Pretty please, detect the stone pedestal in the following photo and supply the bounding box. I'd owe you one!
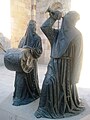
[0,94,39,120]
[0,94,90,120]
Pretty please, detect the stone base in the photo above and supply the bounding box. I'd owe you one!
[0,94,90,120]
[0,94,39,120]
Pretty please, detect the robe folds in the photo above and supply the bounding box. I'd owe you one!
[35,11,84,118]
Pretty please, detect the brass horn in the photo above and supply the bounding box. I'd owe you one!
[45,7,54,14]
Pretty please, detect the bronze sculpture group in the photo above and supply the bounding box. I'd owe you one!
[13,20,42,106]
[4,7,84,119]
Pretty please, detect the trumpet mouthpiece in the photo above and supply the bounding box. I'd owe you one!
[45,7,53,13]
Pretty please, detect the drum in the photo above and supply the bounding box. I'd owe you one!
[4,48,35,73]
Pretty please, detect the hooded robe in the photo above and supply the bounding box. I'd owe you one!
[13,20,42,106]
[35,11,84,118]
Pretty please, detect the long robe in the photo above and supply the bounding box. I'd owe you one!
[35,12,84,118]
[13,33,42,106]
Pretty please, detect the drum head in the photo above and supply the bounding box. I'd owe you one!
[4,48,35,73]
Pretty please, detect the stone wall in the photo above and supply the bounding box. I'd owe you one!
[10,0,32,48]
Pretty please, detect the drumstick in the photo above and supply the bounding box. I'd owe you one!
[0,43,6,52]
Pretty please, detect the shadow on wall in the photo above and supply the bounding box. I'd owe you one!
[0,33,11,66]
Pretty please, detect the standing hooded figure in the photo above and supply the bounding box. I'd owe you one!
[13,20,42,106]
[35,11,84,118]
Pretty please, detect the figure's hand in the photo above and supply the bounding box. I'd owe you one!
[49,10,62,20]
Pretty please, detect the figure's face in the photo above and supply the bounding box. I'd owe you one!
[29,22,36,34]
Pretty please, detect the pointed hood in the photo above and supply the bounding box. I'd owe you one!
[52,11,81,58]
